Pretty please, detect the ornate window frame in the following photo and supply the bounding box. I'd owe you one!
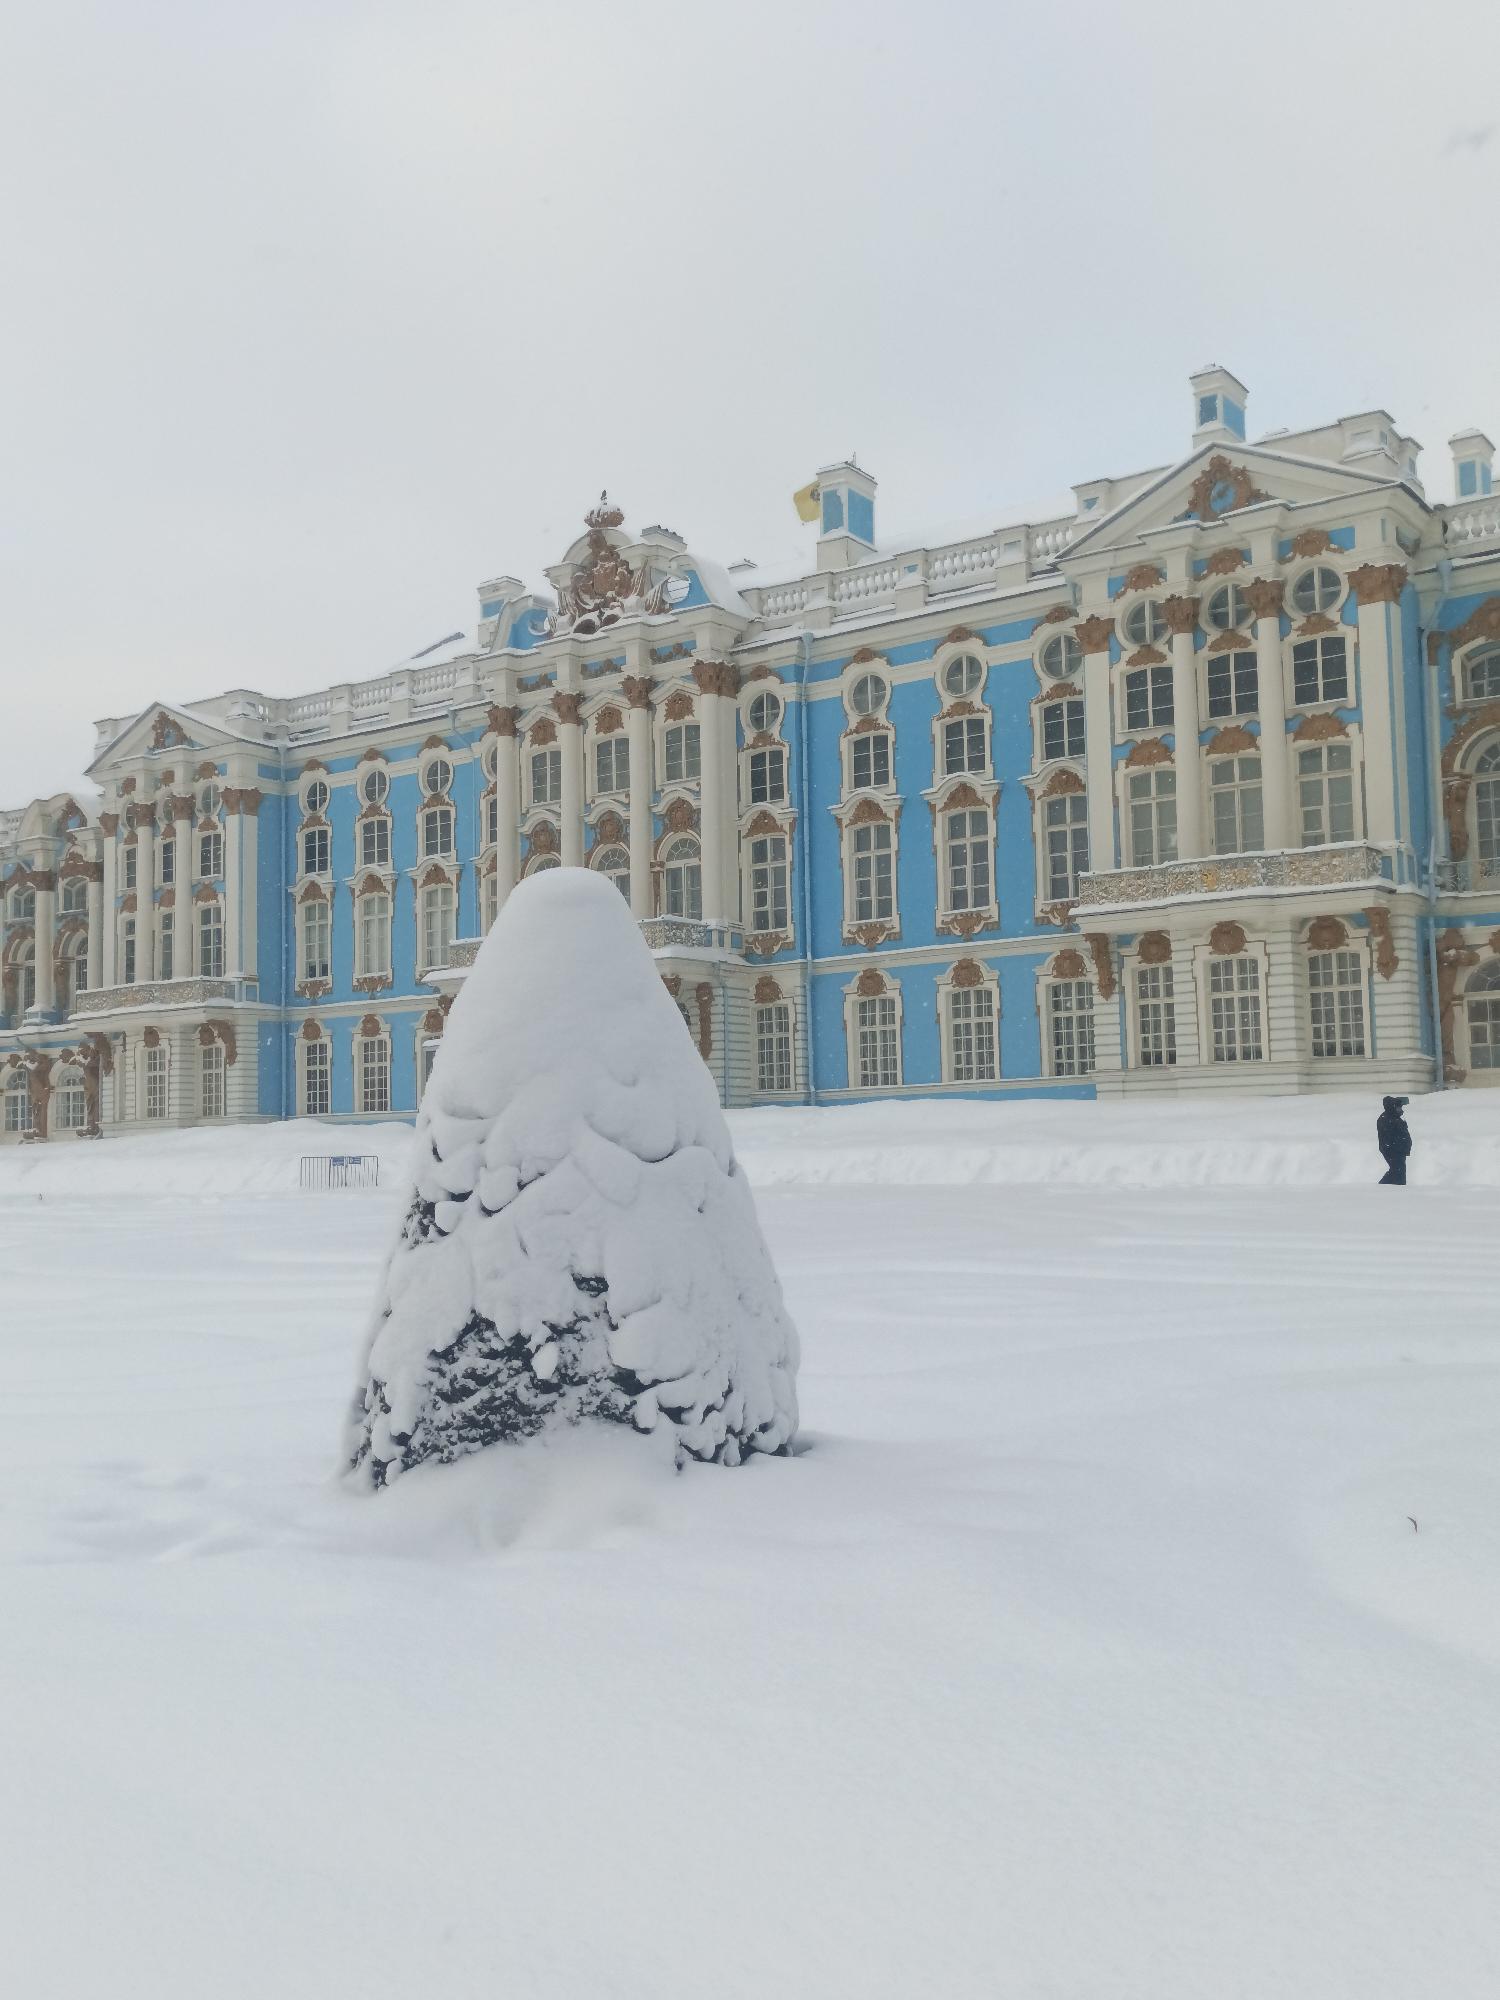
[415,865,457,976]
[656,684,701,788]
[740,808,795,956]
[1032,681,1087,773]
[1117,741,1178,871]
[1192,926,1271,1065]
[1455,639,1500,709]
[587,698,630,804]
[1205,730,1265,857]
[1121,931,1182,1070]
[1028,766,1089,916]
[1458,949,1500,1080]
[752,975,796,1096]
[1292,717,1364,848]
[936,957,1000,1085]
[352,872,394,990]
[295,879,333,996]
[839,657,897,801]
[298,1020,332,1118]
[833,793,901,947]
[1301,916,1372,1062]
[843,967,904,1091]
[1036,944,1101,1080]
[195,891,225,980]
[926,780,999,938]
[355,1015,392,1116]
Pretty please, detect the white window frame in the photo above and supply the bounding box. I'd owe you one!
[299,895,331,984]
[419,880,455,973]
[197,901,224,980]
[937,970,1000,1085]
[359,814,391,870]
[1036,783,1089,908]
[1122,763,1178,869]
[358,1032,391,1116]
[356,890,392,981]
[1461,956,1500,1075]
[593,734,630,798]
[302,1035,331,1117]
[747,830,790,936]
[846,726,894,795]
[143,1043,169,1120]
[1195,943,1269,1065]
[661,836,702,920]
[1307,943,1370,1060]
[1129,958,1178,1069]
[199,1039,227,1119]
[1209,753,1265,857]
[1296,736,1360,847]
[1035,692,1086,767]
[754,998,795,1095]
[937,799,996,921]
[843,979,903,1090]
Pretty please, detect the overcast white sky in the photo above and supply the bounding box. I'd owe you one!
[3,0,1498,805]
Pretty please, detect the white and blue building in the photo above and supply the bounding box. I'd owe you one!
[5,366,1500,1140]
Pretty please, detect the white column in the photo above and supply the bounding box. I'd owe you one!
[1164,596,1204,859]
[695,666,725,922]
[135,810,156,982]
[493,711,521,908]
[1349,563,1408,849]
[85,870,103,995]
[1077,621,1117,874]
[223,805,243,976]
[32,876,56,1014]
[100,816,119,987]
[719,674,740,923]
[1249,579,1291,852]
[555,693,585,867]
[623,677,655,918]
[174,801,195,974]
[239,794,260,980]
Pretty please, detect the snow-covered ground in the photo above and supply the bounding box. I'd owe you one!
[4,1099,1498,1997]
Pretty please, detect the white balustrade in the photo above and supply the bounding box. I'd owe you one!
[1030,521,1076,564]
[832,564,900,608]
[1445,498,1500,546]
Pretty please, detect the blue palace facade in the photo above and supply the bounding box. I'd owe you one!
[5,364,1500,1141]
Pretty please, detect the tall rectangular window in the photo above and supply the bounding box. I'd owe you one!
[304,1039,331,1117]
[421,806,454,859]
[664,724,700,784]
[1298,742,1356,846]
[748,747,787,804]
[159,838,175,885]
[1041,698,1085,763]
[594,737,630,794]
[944,809,991,913]
[1308,949,1367,1058]
[942,717,986,776]
[851,732,891,791]
[1127,768,1177,868]
[122,918,136,985]
[301,899,331,983]
[160,912,175,982]
[123,845,137,890]
[1206,651,1258,718]
[357,894,391,980]
[947,984,998,1083]
[144,1045,168,1119]
[360,815,390,868]
[1135,963,1176,1067]
[749,835,789,934]
[755,1002,793,1094]
[531,748,562,804]
[199,904,224,979]
[198,830,223,879]
[301,826,330,876]
[421,884,455,971]
[1209,955,1264,1062]
[199,1041,226,1118]
[1210,756,1265,856]
[1048,980,1095,1077]
[1124,665,1173,731]
[359,1036,390,1115]
[855,995,900,1088]
[1292,635,1349,707]
[1043,793,1089,903]
[851,821,894,923]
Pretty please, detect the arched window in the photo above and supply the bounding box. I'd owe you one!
[60,877,87,917]
[662,837,702,920]
[199,1039,227,1118]
[525,853,560,876]
[59,929,88,1010]
[11,888,35,922]
[591,845,630,898]
[3,1069,32,1134]
[480,868,499,932]
[1466,959,1500,1070]
[12,937,36,1016]
[1465,645,1500,703]
[1474,739,1500,872]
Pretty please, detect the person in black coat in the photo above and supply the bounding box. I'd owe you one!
[1376,1095,1412,1185]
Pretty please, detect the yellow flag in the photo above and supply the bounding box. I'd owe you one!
[793,480,821,524]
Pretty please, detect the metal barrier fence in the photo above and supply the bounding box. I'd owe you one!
[299,1154,380,1191]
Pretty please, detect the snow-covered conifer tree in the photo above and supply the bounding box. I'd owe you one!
[343,869,799,1488]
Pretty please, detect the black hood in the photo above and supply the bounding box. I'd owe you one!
[1382,1096,1409,1114]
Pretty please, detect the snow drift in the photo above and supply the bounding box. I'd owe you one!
[343,870,800,1487]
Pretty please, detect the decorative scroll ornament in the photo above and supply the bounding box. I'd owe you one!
[546,495,679,638]
[1184,455,1270,522]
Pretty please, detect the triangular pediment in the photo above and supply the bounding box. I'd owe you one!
[86,701,245,776]
[1059,442,1423,565]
